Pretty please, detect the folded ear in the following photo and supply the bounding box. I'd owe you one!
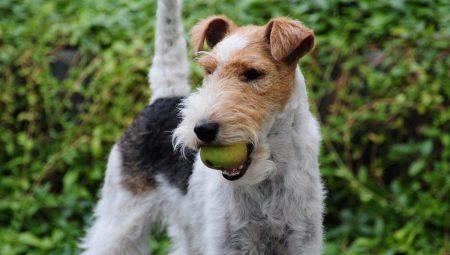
[191,15,236,53]
[264,18,315,63]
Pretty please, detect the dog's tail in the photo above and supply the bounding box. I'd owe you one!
[148,0,190,102]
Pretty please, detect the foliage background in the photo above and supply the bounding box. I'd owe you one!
[1,0,449,254]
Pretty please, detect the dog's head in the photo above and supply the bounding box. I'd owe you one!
[173,16,314,185]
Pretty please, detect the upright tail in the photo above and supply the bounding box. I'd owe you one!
[148,0,190,102]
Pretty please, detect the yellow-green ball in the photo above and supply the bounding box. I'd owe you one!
[200,143,248,169]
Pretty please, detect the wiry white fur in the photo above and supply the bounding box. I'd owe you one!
[213,34,248,62]
[149,0,190,102]
[172,84,221,152]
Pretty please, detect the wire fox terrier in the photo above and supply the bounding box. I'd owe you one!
[81,0,325,254]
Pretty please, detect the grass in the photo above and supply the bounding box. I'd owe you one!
[1,0,449,254]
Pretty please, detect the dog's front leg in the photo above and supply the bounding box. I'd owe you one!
[285,221,323,255]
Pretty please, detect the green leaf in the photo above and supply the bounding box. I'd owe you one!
[409,160,426,177]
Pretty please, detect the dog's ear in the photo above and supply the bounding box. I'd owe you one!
[191,15,236,52]
[264,17,314,63]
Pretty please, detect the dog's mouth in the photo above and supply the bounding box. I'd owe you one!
[202,144,253,181]
[221,144,253,181]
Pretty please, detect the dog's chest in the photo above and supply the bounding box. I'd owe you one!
[227,218,290,254]
[225,178,291,253]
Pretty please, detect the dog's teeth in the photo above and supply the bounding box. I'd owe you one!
[222,168,240,176]
[238,165,243,170]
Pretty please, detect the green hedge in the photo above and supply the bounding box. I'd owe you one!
[1,0,449,254]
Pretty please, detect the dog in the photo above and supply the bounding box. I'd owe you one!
[80,0,325,254]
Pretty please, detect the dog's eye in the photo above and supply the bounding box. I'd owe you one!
[243,68,264,81]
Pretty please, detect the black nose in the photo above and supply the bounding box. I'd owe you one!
[194,122,219,143]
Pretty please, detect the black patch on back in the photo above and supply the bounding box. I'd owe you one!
[119,97,196,194]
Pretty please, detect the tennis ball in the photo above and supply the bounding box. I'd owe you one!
[200,143,248,169]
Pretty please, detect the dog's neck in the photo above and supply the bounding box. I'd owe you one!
[278,66,311,124]
[268,67,310,138]
[270,66,310,132]
[266,66,311,168]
